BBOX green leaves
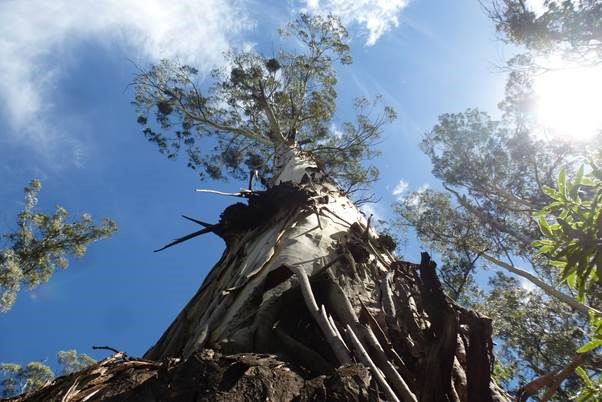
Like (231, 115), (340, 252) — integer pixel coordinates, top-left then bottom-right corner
(485, 0), (602, 65)
(573, 365), (602, 402)
(535, 160), (602, 400)
(534, 163), (602, 303)
(576, 339), (602, 354)
(56, 350), (95, 376)
(0, 180), (117, 312)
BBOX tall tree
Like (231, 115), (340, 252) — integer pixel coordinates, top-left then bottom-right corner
(9, 15), (508, 402)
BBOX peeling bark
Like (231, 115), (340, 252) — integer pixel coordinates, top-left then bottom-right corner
(10, 150), (511, 401)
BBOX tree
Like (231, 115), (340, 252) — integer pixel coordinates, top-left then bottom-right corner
(0, 179), (117, 312)
(483, 0), (602, 64)
(9, 15), (508, 402)
(395, 3), (602, 397)
(480, 273), (594, 401)
(529, 159), (602, 401)
(394, 105), (601, 400)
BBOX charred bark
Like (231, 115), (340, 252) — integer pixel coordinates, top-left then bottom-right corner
(8, 150), (511, 402)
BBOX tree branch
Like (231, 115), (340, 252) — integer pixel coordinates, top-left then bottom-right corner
(482, 253), (600, 316)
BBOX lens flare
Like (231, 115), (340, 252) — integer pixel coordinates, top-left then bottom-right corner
(533, 62), (602, 140)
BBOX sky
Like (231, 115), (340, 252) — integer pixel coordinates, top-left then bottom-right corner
(0, 0), (511, 372)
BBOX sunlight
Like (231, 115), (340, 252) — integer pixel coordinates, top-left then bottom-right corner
(533, 61), (602, 141)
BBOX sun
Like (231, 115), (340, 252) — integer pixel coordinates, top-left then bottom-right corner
(533, 61), (602, 141)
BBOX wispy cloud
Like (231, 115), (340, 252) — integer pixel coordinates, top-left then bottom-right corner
(0, 0), (249, 160)
(392, 179), (409, 198)
(302, 0), (410, 45)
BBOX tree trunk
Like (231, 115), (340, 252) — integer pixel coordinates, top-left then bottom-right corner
(9, 148), (510, 402)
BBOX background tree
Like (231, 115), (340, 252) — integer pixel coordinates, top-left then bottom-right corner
(0, 180), (117, 312)
(396, 2), (602, 399)
(0, 180), (112, 397)
(483, 0), (602, 64)
(1, 350), (95, 398)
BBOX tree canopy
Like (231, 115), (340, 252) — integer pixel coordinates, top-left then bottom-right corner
(133, 14), (395, 192)
(484, 0), (602, 64)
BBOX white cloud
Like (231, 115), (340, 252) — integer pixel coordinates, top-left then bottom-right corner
(392, 179), (408, 198)
(0, 0), (249, 157)
(302, 0), (409, 45)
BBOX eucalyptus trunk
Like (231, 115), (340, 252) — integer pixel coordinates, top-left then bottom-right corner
(10, 146), (509, 402)
(143, 145), (508, 402)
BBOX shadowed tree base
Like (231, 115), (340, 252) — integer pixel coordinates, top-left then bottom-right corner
(6, 350), (377, 401)
(6, 257), (509, 402)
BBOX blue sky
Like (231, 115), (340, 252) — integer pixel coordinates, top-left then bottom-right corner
(0, 0), (509, 372)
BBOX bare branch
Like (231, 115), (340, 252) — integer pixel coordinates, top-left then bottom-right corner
(482, 254), (600, 316)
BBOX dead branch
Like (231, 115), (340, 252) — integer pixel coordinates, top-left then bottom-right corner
(195, 189), (253, 197)
(92, 345), (125, 356)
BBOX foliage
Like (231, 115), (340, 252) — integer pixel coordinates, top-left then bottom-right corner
(56, 350), (96, 376)
(394, 188), (487, 302)
(484, 0), (602, 64)
(0, 350), (95, 398)
(394, 47), (602, 400)
(0, 362), (54, 398)
(533, 158), (602, 399)
(574, 365), (602, 401)
(133, 14), (395, 191)
(0, 180), (117, 312)
(394, 101), (597, 273)
(534, 163), (602, 305)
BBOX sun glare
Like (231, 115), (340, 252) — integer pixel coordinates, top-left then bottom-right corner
(533, 62), (602, 141)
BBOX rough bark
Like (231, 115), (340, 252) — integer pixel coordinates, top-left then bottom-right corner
(7, 148), (511, 401)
